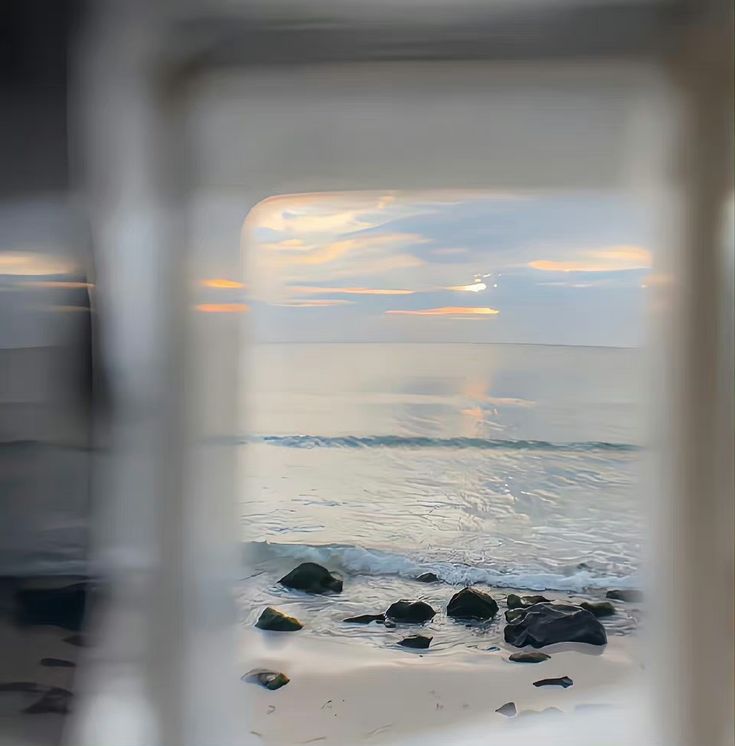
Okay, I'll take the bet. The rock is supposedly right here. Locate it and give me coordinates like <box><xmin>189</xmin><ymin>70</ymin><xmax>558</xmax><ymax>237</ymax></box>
<box><xmin>243</xmin><ymin>670</ymin><xmax>290</xmax><ymax>691</ymax></box>
<box><xmin>398</xmin><ymin>634</ymin><xmax>432</xmax><ymax>649</ymax></box>
<box><xmin>505</xmin><ymin>608</ymin><xmax>526</xmax><ymax>623</ymax></box>
<box><xmin>606</xmin><ymin>589</ymin><xmax>643</xmax><ymax>603</ymax></box>
<box><xmin>23</xmin><ymin>687</ymin><xmax>72</xmax><ymax>714</ymax></box>
<box><xmin>533</xmin><ymin>676</ymin><xmax>573</xmax><ymax>688</ymax></box>
<box><xmin>447</xmin><ymin>587</ymin><xmax>498</xmax><ymax>620</ymax></box>
<box><xmin>386</xmin><ymin>600</ymin><xmax>436</xmax><ymax>623</ymax></box>
<box><xmin>580</xmin><ymin>601</ymin><xmax>616</xmax><ymax>618</ymax></box>
<box><xmin>508</xmin><ymin>651</ymin><xmax>550</xmax><ymax>663</ymax></box>
<box><xmin>343</xmin><ymin>613</ymin><xmax>385</xmax><ymax>624</ymax></box>
<box><xmin>495</xmin><ymin>701</ymin><xmax>517</xmax><ymax>717</ymax></box>
<box><xmin>504</xmin><ymin>603</ymin><xmax>607</xmax><ymax>648</ymax></box>
<box><xmin>0</xmin><ymin>682</ymin><xmax>46</xmax><ymax>693</ymax></box>
<box><xmin>62</xmin><ymin>634</ymin><xmax>86</xmax><ymax>647</ymax></box>
<box><xmin>507</xmin><ymin>593</ymin><xmax>551</xmax><ymax>609</ymax></box>
<box><xmin>40</xmin><ymin>658</ymin><xmax>76</xmax><ymax>668</ymax></box>
<box><xmin>15</xmin><ymin>583</ymin><xmax>88</xmax><ymax>631</ymax></box>
<box><xmin>416</xmin><ymin>572</ymin><xmax>439</xmax><ymax>583</ymax></box>
<box><xmin>486</xmin><ymin>645</ymin><xmax>501</xmax><ymax>652</ymax></box>
<box><xmin>279</xmin><ymin>563</ymin><xmax>342</xmax><ymax>594</ymax></box>
<box><xmin>255</xmin><ymin>607</ymin><xmax>303</xmax><ymax>632</ymax></box>
<box><xmin>384</xmin><ymin>619</ymin><xmax>396</xmax><ymax>629</ymax></box>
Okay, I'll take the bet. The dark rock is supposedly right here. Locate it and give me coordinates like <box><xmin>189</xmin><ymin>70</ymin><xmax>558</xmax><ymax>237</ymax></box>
<box><xmin>447</xmin><ymin>587</ymin><xmax>498</xmax><ymax>621</ymax></box>
<box><xmin>384</xmin><ymin>619</ymin><xmax>396</xmax><ymax>629</ymax></box>
<box><xmin>580</xmin><ymin>601</ymin><xmax>616</xmax><ymax>618</ymax></box>
<box><xmin>606</xmin><ymin>589</ymin><xmax>643</xmax><ymax>603</ymax></box>
<box><xmin>533</xmin><ymin>676</ymin><xmax>573</xmax><ymax>688</ymax></box>
<box><xmin>508</xmin><ymin>651</ymin><xmax>550</xmax><ymax>663</ymax></box>
<box><xmin>0</xmin><ymin>682</ymin><xmax>46</xmax><ymax>693</ymax></box>
<box><xmin>416</xmin><ymin>572</ymin><xmax>440</xmax><ymax>583</ymax></box>
<box><xmin>507</xmin><ymin>593</ymin><xmax>551</xmax><ymax>609</ymax></box>
<box><xmin>255</xmin><ymin>607</ymin><xmax>303</xmax><ymax>632</ymax></box>
<box><xmin>486</xmin><ymin>645</ymin><xmax>501</xmax><ymax>652</ymax></box>
<box><xmin>243</xmin><ymin>670</ymin><xmax>290</xmax><ymax>691</ymax></box>
<box><xmin>398</xmin><ymin>635</ymin><xmax>432</xmax><ymax>649</ymax></box>
<box><xmin>279</xmin><ymin>563</ymin><xmax>342</xmax><ymax>594</ymax></box>
<box><xmin>504</xmin><ymin>603</ymin><xmax>607</xmax><ymax>648</ymax></box>
<box><xmin>386</xmin><ymin>600</ymin><xmax>436</xmax><ymax>623</ymax></box>
<box><xmin>40</xmin><ymin>658</ymin><xmax>76</xmax><ymax>668</ymax></box>
<box><xmin>495</xmin><ymin>701</ymin><xmax>517</xmax><ymax>717</ymax></box>
<box><xmin>505</xmin><ymin>608</ymin><xmax>526</xmax><ymax>623</ymax></box>
<box><xmin>15</xmin><ymin>583</ymin><xmax>88</xmax><ymax>631</ymax></box>
<box><xmin>23</xmin><ymin>687</ymin><xmax>72</xmax><ymax>714</ymax></box>
<box><xmin>343</xmin><ymin>613</ymin><xmax>385</xmax><ymax>624</ymax></box>
<box><xmin>62</xmin><ymin>634</ymin><xmax>86</xmax><ymax>647</ymax></box>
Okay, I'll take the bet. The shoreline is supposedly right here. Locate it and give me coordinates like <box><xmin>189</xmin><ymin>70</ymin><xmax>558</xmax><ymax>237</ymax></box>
<box><xmin>241</xmin><ymin>629</ymin><xmax>642</xmax><ymax>745</ymax></box>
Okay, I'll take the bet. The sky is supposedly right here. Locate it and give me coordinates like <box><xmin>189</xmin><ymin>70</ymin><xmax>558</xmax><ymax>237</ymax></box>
<box><xmin>241</xmin><ymin>190</ymin><xmax>652</xmax><ymax>347</ymax></box>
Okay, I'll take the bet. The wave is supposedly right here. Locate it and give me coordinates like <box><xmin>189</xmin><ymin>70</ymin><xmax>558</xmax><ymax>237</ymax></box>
<box><xmin>245</xmin><ymin>540</ymin><xmax>639</xmax><ymax>593</ymax></box>
<box><xmin>248</xmin><ymin>435</ymin><xmax>640</xmax><ymax>452</ymax></box>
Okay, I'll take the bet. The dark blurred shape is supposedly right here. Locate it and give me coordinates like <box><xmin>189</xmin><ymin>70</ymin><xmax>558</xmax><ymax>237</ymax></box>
<box><xmin>14</xmin><ymin>582</ymin><xmax>88</xmax><ymax>632</ymax></box>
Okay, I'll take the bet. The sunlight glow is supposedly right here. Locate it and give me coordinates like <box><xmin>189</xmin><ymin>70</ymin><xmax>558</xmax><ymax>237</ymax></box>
<box><xmin>528</xmin><ymin>245</ymin><xmax>651</xmax><ymax>273</ymax></box>
<box><xmin>448</xmin><ymin>282</ymin><xmax>487</xmax><ymax>292</ymax></box>
<box><xmin>385</xmin><ymin>306</ymin><xmax>500</xmax><ymax>317</ymax></box>
<box><xmin>201</xmin><ymin>278</ymin><xmax>245</xmax><ymax>289</ymax></box>
<box><xmin>292</xmin><ymin>286</ymin><xmax>415</xmax><ymax>296</ymax></box>
<box><xmin>195</xmin><ymin>303</ymin><xmax>249</xmax><ymax>313</ymax></box>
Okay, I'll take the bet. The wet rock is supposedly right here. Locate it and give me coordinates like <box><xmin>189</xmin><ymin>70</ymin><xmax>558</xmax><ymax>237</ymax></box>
<box><xmin>533</xmin><ymin>676</ymin><xmax>573</xmax><ymax>688</ymax></box>
<box><xmin>504</xmin><ymin>603</ymin><xmax>607</xmax><ymax>648</ymax></box>
<box><xmin>416</xmin><ymin>572</ymin><xmax>439</xmax><ymax>583</ymax></box>
<box><xmin>580</xmin><ymin>601</ymin><xmax>616</xmax><ymax>618</ymax></box>
<box><xmin>606</xmin><ymin>589</ymin><xmax>643</xmax><ymax>603</ymax></box>
<box><xmin>386</xmin><ymin>600</ymin><xmax>436</xmax><ymax>623</ymax></box>
<box><xmin>495</xmin><ymin>701</ymin><xmax>517</xmax><ymax>717</ymax></box>
<box><xmin>508</xmin><ymin>651</ymin><xmax>550</xmax><ymax>663</ymax></box>
<box><xmin>447</xmin><ymin>587</ymin><xmax>498</xmax><ymax>621</ymax></box>
<box><xmin>343</xmin><ymin>613</ymin><xmax>385</xmax><ymax>624</ymax></box>
<box><xmin>40</xmin><ymin>658</ymin><xmax>76</xmax><ymax>668</ymax></box>
<box><xmin>398</xmin><ymin>635</ymin><xmax>432</xmax><ymax>649</ymax></box>
<box><xmin>23</xmin><ymin>687</ymin><xmax>72</xmax><ymax>714</ymax></box>
<box><xmin>507</xmin><ymin>593</ymin><xmax>551</xmax><ymax>609</ymax></box>
<box><xmin>15</xmin><ymin>583</ymin><xmax>88</xmax><ymax>631</ymax></box>
<box><xmin>279</xmin><ymin>563</ymin><xmax>342</xmax><ymax>594</ymax></box>
<box><xmin>255</xmin><ymin>607</ymin><xmax>303</xmax><ymax>632</ymax></box>
<box><xmin>384</xmin><ymin>619</ymin><xmax>396</xmax><ymax>629</ymax></box>
<box><xmin>0</xmin><ymin>682</ymin><xmax>46</xmax><ymax>693</ymax></box>
<box><xmin>505</xmin><ymin>608</ymin><xmax>526</xmax><ymax>623</ymax></box>
<box><xmin>243</xmin><ymin>670</ymin><xmax>290</xmax><ymax>691</ymax></box>
<box><xmin>486</xmin><ymin>645</ymin><xmax>501</xmax><ymax>652</ymax></box>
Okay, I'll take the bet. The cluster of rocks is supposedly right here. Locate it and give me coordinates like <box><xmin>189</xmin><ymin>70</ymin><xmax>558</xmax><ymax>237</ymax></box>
<box><xmin>248</xmin><ymin>563</ymin><xmax>641</xmax><ymax>689</ymax></box>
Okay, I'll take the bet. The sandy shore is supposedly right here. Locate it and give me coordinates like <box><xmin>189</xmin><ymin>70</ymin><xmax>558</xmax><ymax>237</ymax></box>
<box><xmin>240</xmin><ymin>630</ymin><xmax>643</xmax><ymax>745</ymax></box>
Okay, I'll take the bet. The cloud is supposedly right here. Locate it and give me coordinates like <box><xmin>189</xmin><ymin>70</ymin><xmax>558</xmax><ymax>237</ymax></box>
<box><xmin>291</xmin><ymin>286</ymin><xmax>415</xmax><ymax>296</ymax></box>
<box><xmin>0</xmin><ymin>252</ymin><xmax>73</xmax><ymax>276</ymax></box>
<box><xmin>431</xmin><ymin>247</ymin><xmax>469</xmax><ymax>256</ymax></box>
<box><xmin>274</xmin><ymin>299</ymin><xmax>355</xmax><ymax>308</ymax></box>
<box><xmin>200</xmin><ymin>278</ymin><xmax>245</xmax><ymax>289</ymax></box>
<box><xmin>385</xmin><ymin>306</ymin><xmax>500</xmax><ymax>317</ymax></box>
<box><xmin>528</xmin><ymin>245</ymin><xmax>651</xmax><ymax>273</ymax></box>
<box><xmin>195</xmin><ymin>303</ymin><xmax>249</xmax><ymax>313</ymax></box>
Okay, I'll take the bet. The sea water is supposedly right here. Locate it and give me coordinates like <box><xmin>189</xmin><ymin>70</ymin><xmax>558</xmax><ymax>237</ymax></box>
<box><xmin>238</xmin><ymin>343</ymin><xmax>645</xmax><ymax>650</ymax></box>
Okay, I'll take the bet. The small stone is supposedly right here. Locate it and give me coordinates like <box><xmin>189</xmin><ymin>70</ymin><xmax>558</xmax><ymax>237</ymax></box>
<box><xmin>605</xmin><ymin>589</ymin><xmax>643</xmax><ymax>603</ymax></box>
<box><xmin>40</xmin><ymin>658</ymin><xmax>76</xmax><ymax>668</ymax></box>
<box><xmin>255</xmin><ymin>607</ymin><xmax>303</xmax><ymax>632</ymax></box>
<box><xmin>533</xmin><ymin>676</ymin><xmax>573</xmax><ymax>688</ymax></box>
<box><xmin>486</xmin><ymin>645</ymin><xmax>501</xmax><ymax>652</ymax></box>
<box><xmin>385</xmin><ymin>600</ymin><xmax>436</xmax><ymax>623</ymax></box>
<box><xmin>416</xmin><ymin>572</ymin><xmax>440</xmax><ymax>583</ymax></box>
<box><xmin>279</xmin><ymin>563</ymin><xmax>342</xmax><ymax>594</ymax></box>
<box><xmin>447</xmin><ymin>587</ymin><xmax>498</xmax><ymax>620</ymax></box>
<box><xmin>509</xmin><ymin>651</ymin><xmax>550</xmax><ymax>663</ymax></box>
<box><xmin>505</xmin><ymin>608</ymin><xmax>526</xmax><ymax>623</ymax></box>
<box><xmin>243</xmin><ymin>670</ymin><xmax>290</xmax><ymax>691</ymax></box>
<box><xmin>398</xmin><ymin>635</ymin><xmax>432</xmax><ymax>649</ymax></box>
<box><xmin>580</xmin><ymin>601</ymin><xmax>616</xmax><ymax>618</ymax></box>
<box><xmin>507</xmin><ymin>593</ymin><xmax>550</xmax><ymax>609</ymax></box>
<box><xmin>343</xmin><ymin>613</ymin><xmax>385</xmax><ymax>624</ymax></box>
<box><xmin>495</xmin><ymin>701</ymin><xmax>517</xmax><ymax>717</ymax></box>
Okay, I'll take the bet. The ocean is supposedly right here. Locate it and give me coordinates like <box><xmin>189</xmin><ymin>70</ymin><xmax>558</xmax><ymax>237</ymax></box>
<box><xmin>238</xmin><ymin>342</ymin><xmax>645</xmax><ymax>650</ymax></box>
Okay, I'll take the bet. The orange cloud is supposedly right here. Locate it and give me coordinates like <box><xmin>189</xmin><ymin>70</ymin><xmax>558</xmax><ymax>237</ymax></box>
<box><xmin>447</xmin><ymin>282</ymin><xmax>487</xmax><ymax>293</ymax></box>
<box><xmin>22</xmin><ymin>281</ymin><xmax>92</xmax><ymax>289</ymax></box>
<box><xmin>385</xmin><ymin>306</ymin><xmax>499</xmax><ymax>317</ymax></box>
<box><xmin>291</xmin><ymin>286</ymin><xmax>414</xmax><ymax>296</ymax></box>
<box><xmin>195</xmin><ymin>303</ymin><xmax>249</xmax><ymax>313</ymax></box>
<box><xmin>528</xmin><ymin>245</ymin><xmax>651</xmax><ymax>273</ymax></box>
<box><xmin>200</xmin><ymin>278</ymin><xmax>245</xmax><ymax>289</ymax></box>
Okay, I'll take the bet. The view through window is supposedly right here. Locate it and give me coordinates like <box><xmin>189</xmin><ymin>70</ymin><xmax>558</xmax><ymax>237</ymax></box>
<box><xmin>238</xmin><ymin>190</ymin><xmax>651</xmax><ymax>743</ymax></box>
